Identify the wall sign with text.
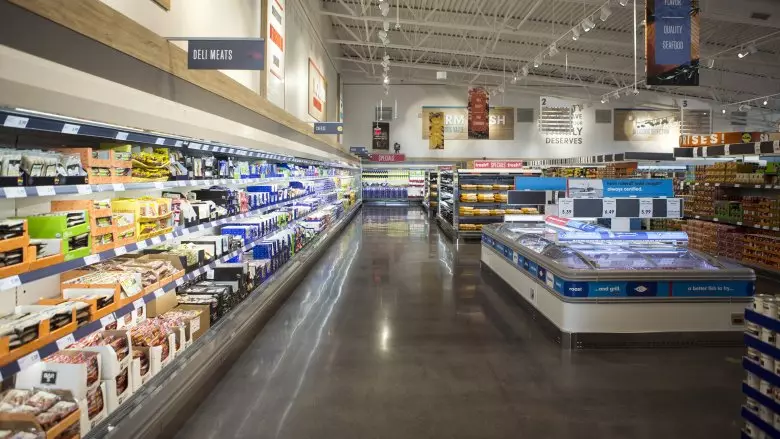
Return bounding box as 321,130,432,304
188,39,265,70
372,122,390,150
265,0,285,107
422,107,514,141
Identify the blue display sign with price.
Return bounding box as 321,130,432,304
314,122,343,134
602,179,674,198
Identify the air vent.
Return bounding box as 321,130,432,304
730,111,748,127
516,108,534,123
375,106,393,121
751,12,771,20
595,109,612,124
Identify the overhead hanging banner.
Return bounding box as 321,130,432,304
265,0,285,107
422,107,514,140
308,59,327,122
429,111,445,150
372,122,390,150
188,39,265,70
646,0,700,86
467,87,489,139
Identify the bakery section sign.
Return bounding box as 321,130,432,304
308,58,327,122
421,106,514,140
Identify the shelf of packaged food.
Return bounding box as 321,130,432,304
0,176,333,200
458,216,506,222
0,191,325,292
0,199,359,380
687,214,780,231
0,109,341,167
684,181,780,190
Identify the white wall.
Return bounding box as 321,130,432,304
343,83,778,159
100,0,263,92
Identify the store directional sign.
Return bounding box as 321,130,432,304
313,122,343,134
187,38,265,70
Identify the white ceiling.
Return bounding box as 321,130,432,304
320,0,780,109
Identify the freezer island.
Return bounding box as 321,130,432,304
481,221,755,348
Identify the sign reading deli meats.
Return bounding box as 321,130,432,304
471,160,524,169
677,132,780,147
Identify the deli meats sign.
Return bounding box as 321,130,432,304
472,160,524,169
188,39,265,70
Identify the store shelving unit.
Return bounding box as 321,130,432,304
361,168,425,205
422,170,438,216
436,168,542,242
0,109,362,438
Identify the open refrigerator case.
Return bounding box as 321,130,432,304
422,171,438,216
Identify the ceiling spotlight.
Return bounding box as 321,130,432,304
600,4,612,21
533,57,541,68
737,47,750,58
722,108,727,114
600,97,607,104
498,85,505,93
572,27,580,41
612,91,620,99
549,43,559,57
379,1,389,16
383,21,390,31
582,17,595,32
521,65,529,76
749,43,758,54
378,30,387,40
619,0,629,6
383,54,390,62
764,99,769,106
383,76,389,84
632,89,640,96
739,104,751,112
510,75,518,84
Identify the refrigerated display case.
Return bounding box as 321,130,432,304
481,220,755,348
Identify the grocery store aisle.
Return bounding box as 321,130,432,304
176,207,743,439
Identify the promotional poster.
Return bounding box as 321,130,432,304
422,107,514,140
308,58,326,122
646,0,700,86
467,87,489,139
614,108,680,142
428,112,445,150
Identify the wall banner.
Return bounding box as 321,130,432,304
308,59,326,122
646,0,700,86
679,132,764,147
467,87,489,139
372,122,390,150
422,107,514,140
428,112,445,150
265,0,285,108
614,108,680,142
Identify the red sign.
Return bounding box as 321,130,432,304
472,160,524,169
367,153,405,162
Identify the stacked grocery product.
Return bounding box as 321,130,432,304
0,388,81,438
543,167,600,178
361,169,425,200
0,147,87,186
741,295,780,438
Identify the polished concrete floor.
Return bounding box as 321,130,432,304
176,207,744,439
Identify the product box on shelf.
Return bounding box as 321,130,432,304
25,210,91,262
0,388,81,439
173,305,209,340
79,381,107,431
16,350,102,401
54,147,113,185
129,356,147,392
103,364,132,413
0,305,78,366
147,290,178,317
72,330,133,376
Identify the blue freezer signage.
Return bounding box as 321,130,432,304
514,177,567,191
602,179,674,198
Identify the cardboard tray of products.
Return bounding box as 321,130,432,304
0,406,81,439
0,306,78,366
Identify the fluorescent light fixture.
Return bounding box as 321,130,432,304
600,4,612,21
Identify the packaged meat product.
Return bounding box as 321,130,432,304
133,350,149,376
8,405,39,415
25,391,60,412
86,386,104,420
35,412,61,430
0,403,14,412
72,331,130,362
45,351,100,388
9,431,43,439
48,400,77,417
52,422,79,439
1,389,31,405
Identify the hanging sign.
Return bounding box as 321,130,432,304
646,0,700,86
472,160,524,169
429,112,444,150
188,39,265,70
514,177,566,191
372,122,390,150
367,153,405,162
467,87,490,139
422,107,514,140
679,132,762,147
567,179,674,198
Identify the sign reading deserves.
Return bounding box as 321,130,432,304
188,39,265,70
